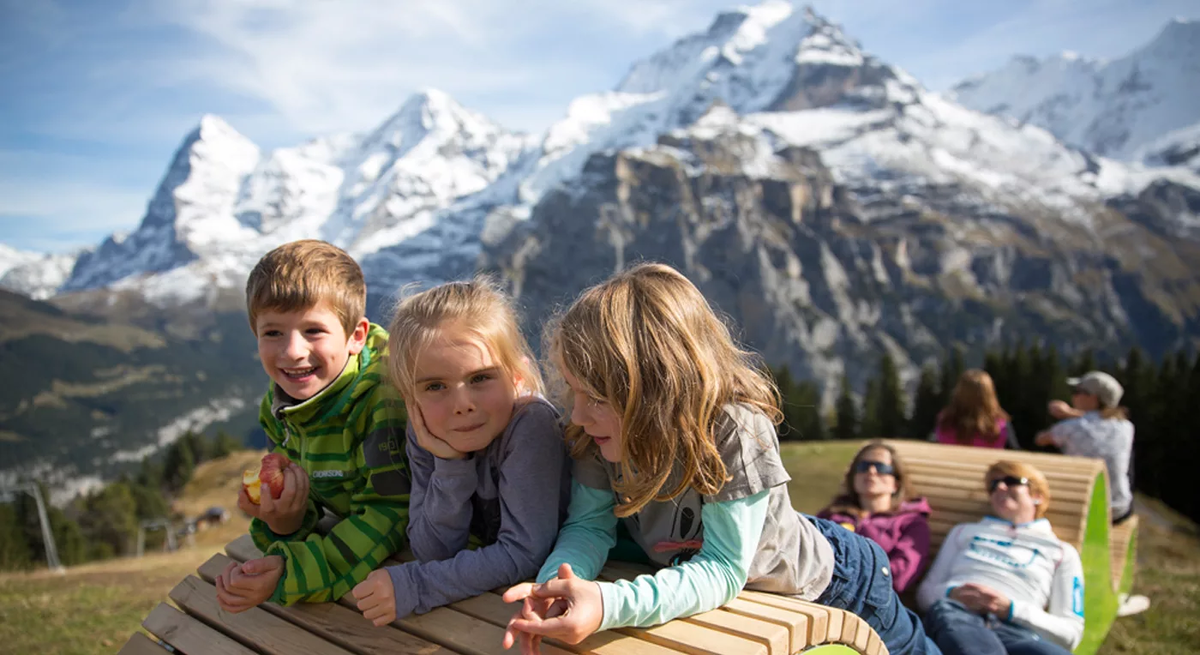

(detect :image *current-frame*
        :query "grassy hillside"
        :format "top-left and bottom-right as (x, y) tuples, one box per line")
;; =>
(0, 442), (1196, 654)
(0, 290), (264, 480)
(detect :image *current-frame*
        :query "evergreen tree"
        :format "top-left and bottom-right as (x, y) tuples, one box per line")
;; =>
(878, 352), (907, 438)
(0, 502), (31, 571)
(164, 438), (196, 492)
(861, 378), (881, 439)
(212, 430), (243, 458)
(834, 374), (859, 440)
(910, 364), (942, 441)
(939, 346), (965, 407)
(78, 482), (138, 557)
(791, 380), (827, 441)
(137, 458), (164, 491)
(52, 511), (88, 566)
(1072, 347), (1096, 376)
(128, 481), (170, 521)
(774, 366), (800, 441)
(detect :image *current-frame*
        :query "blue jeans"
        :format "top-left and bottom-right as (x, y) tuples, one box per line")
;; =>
(924, 599), (1072, 655)
(809, 515), (941, 655)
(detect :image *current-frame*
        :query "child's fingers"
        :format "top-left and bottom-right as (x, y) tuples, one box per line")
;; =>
(520, 629), (543, 655)
(236, 487), (259, 517)
(351, 579), (373, 600)
(502, 582), (537, 603)
(355, 593), (379, 613)
(362, 603), (395, 626)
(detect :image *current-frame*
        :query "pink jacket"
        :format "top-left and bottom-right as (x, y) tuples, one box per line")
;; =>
(935, 417), (1015, 449)
(818, 497), (932, 593)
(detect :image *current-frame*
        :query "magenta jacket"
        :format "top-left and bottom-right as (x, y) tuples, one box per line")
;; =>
(818, 497), (932, 593)
(934, 416), (1017, 449)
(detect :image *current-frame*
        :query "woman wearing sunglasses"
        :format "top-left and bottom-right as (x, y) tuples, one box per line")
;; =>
(917, 461), (1084, 655)
(818, 441), (931, 594)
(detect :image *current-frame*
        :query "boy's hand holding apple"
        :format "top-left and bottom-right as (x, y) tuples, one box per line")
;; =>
(238, 453), (310, 535)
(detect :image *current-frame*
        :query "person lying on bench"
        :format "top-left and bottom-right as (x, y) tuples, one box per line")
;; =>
(817, 440), (931, 594)
(917, 461), (1083, 655)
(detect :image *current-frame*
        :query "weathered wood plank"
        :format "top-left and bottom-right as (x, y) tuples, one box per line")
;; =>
(449, 591), (681, 655)
(617, 621), (767, 655)
(168, 575), (353, 655)
(143, 602), (258, 655)
(196, 554), (455, 655)
(118, 632), (170, 655)
(221, 538), (571, 655)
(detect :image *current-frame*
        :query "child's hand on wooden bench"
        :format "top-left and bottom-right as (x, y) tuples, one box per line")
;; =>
(215, 556), (284, 613)
(502, 563), (602, 653)
(352, 570), (397, 626)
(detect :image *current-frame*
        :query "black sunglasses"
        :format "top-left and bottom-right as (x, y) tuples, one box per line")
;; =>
(854, 460), (896, 476)
(988, 475), (1029, 493)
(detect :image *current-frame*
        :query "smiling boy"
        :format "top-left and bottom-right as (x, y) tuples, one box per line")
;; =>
(215, 240), (410, 612)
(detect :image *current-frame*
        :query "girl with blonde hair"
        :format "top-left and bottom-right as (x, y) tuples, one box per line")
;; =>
(501, 263), (937, 655)
(935, 369), (1017, 449)
(351, 277), (570, 626)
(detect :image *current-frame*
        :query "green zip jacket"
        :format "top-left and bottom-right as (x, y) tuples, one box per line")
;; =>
(250, 323), (411, 606)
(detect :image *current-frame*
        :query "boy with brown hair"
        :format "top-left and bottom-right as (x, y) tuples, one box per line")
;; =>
(216, 239), (410, 612)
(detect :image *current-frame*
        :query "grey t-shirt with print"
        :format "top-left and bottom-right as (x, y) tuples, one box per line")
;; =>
(1048, 412), (1134, 517)
(574, 403), (835, 600)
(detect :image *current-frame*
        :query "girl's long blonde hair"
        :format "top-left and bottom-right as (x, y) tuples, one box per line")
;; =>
(548, 263), (782, 517)
(938, 369), (1009, 444)
(386, 277), (544, 402)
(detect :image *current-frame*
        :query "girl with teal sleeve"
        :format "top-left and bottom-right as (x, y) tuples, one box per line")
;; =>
(500, 263), (940, 655)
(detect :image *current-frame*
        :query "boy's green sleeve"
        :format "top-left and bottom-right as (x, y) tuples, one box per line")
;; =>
(265, 395), (410, 605)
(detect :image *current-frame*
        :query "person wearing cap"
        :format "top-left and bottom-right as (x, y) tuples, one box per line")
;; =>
(918, 461), (1084, 655)
(1034, 371), (1134, 524)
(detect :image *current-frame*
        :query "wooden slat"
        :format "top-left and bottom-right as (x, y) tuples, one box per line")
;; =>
(823, 605), (844, 645)
(226, 534), (262, 561)
(597, 562), (798, 653)
(169, 576), (353, 655)
(738, 591), (830, 645)
(687, 609), (789, 655)
(220, 538), (552, 655)
(118, 633), (170, 655)
(718, 598), (804, 654)
(143, 602), (258, 655)
(907, 474), (1093, 499)
(448, 589), (681, 655)
(866, 628), (884, 655)
(617, 621), (767, 655)
(195, 555), (455, 655)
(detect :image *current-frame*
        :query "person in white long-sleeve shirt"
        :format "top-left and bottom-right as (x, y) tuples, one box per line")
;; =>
(918, 460), (1084, 655)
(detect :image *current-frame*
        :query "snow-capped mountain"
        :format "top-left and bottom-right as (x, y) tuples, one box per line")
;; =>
(57, 90), (532, 306)
(950, 18), (1200, 163)
(0, 243), (78, 299)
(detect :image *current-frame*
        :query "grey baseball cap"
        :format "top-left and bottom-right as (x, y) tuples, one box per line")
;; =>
(1066, 371), (1124, 408)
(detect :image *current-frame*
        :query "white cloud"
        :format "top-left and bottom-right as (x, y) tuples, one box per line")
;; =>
(136, 0), (743, 136)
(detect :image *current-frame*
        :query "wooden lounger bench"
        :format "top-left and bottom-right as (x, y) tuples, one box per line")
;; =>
(884, 440), (1138, 655)
(121, 532), (888, 655)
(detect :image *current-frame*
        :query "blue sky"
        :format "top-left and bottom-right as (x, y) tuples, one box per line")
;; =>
(2, 0), (1195, 254)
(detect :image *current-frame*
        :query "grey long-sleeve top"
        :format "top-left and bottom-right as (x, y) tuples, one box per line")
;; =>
(384, 397), (570, 618)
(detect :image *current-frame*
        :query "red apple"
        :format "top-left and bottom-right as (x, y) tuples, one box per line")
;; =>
(259, 452), (291, 500)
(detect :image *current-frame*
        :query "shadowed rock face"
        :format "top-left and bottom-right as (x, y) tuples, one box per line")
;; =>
(483, 127), (1200, 395)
